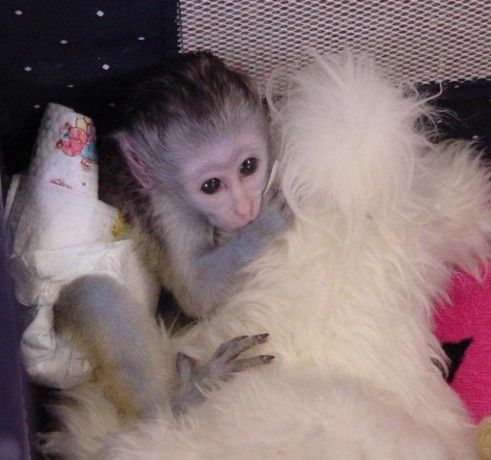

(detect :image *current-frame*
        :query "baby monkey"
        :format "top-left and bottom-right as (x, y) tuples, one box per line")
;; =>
(54, 52), (290, 419)
(98, 51), (287, 316)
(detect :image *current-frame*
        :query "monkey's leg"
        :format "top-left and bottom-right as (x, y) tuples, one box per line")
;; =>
(170, 334), (274, 415)
(53, 274), (174, 420)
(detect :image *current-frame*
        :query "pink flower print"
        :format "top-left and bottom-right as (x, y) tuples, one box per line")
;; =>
(56, 122), (88, 157)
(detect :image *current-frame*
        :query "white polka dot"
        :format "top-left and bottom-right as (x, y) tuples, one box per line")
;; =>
(454, 84), (460, 88)
(472, 135), (479, 139)
(67, 84), (74, 88)
(109, 102), (116, 107)
(14, 10), (23, 16)
(96, 10), (104, 17)
(102, 64), (110, 70)
(137, 36), (145, 41)
(24, 66), (32, 72)
(33, 104), (41, 109)
(60, 39), (68, 45)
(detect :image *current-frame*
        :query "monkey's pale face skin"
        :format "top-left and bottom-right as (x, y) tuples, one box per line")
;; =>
(182, 131), (269, 232)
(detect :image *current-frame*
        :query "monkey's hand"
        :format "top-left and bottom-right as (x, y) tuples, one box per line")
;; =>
(170, 333), (274, 416)
(246, 187), (292, 246)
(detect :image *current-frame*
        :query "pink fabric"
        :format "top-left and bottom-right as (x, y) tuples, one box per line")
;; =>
(434, 262), (491, 423)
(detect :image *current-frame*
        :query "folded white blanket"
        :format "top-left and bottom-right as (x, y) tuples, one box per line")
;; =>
(5, 104), (160, 389)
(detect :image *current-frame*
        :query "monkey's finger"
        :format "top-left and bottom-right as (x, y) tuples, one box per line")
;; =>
(214, 333), (270, 363)
(228, 355), (275, 373)
(213, 335), (249, 358)
(176, 352), (198, 385)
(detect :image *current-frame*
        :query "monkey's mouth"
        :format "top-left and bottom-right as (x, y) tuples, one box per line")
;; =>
(220, 215), (256, 232)
(222, 221), (251, 232)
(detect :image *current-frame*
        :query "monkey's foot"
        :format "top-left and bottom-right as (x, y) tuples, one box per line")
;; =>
(170, 334), (274, 416)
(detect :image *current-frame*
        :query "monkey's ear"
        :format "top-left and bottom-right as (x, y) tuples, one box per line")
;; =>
(113, 131), (155, 189)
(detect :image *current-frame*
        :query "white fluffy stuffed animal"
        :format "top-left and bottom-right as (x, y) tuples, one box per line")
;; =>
(42, 54), (491, 459)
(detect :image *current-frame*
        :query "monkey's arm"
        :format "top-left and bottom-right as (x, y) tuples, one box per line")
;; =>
(172, 192), (291, 317)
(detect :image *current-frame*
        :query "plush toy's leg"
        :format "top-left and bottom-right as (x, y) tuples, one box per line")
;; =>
(425, 142), (491, 271)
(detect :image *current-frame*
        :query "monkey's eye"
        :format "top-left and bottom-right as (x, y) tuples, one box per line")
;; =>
(201, 178), (221, 195)
(240, 158), (258, 176)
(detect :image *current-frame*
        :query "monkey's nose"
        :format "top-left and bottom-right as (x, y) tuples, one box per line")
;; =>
(236, 200), (254, 221)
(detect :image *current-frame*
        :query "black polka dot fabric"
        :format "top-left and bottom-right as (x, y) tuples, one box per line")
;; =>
(0, 0), (178, 174)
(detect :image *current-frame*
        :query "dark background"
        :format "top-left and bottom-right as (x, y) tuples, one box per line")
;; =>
(0, 0), (179, 175)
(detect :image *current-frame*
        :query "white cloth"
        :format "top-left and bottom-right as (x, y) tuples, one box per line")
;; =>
(5, 104), (160, 389)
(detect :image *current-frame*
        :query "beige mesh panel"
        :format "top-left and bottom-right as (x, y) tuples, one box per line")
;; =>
(178, 0), (490, 92)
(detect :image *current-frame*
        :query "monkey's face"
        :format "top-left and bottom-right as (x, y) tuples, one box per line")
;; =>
(182, 131), (269, 232)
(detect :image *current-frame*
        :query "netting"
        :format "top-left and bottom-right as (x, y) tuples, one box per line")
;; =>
(178, 0), (490, 92)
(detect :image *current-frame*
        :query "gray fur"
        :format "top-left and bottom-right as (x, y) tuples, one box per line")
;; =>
(53, 274), (174, 419)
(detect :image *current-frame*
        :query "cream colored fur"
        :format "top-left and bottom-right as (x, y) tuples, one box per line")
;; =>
(41, 54), (491, 459)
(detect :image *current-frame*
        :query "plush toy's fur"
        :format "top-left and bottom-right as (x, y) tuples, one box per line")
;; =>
(41, 54), (491, 459)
